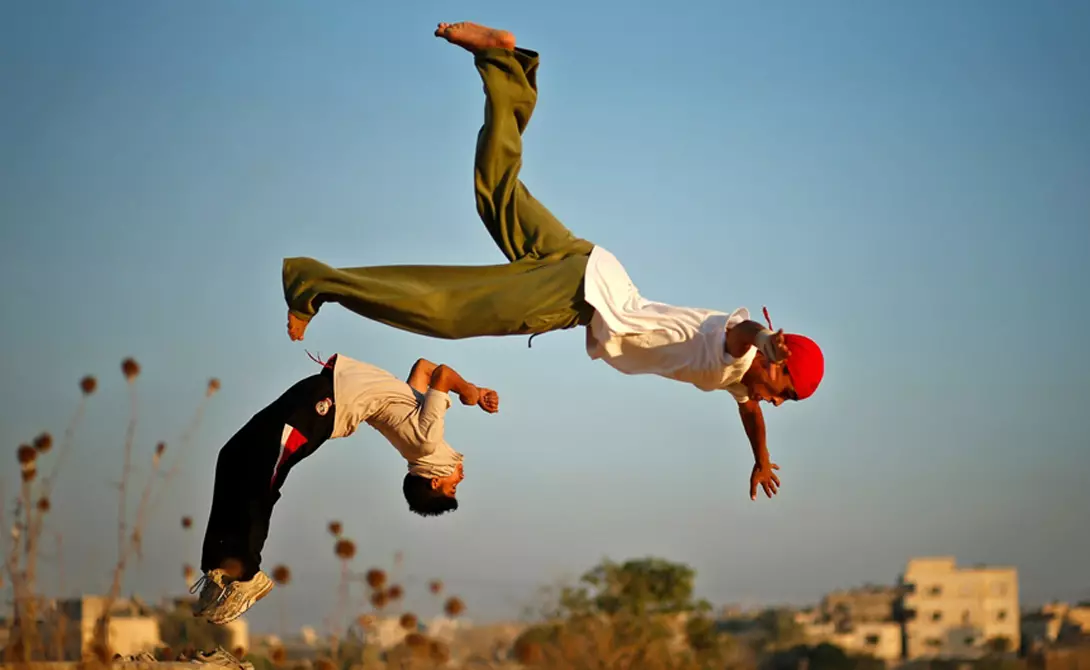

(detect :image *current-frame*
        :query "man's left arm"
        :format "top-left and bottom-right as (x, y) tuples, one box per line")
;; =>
(737, 399), (781, 500)
(725, 320), (790, 362)
(407, 358), (439, 394)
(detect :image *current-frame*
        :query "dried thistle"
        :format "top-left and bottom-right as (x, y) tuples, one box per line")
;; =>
(334, 538), (356, 560)
(327, 520), (342, 537)
(386, 584), (404, 601)
(36, 496), (51, 513)
(444, 596), (465, 617)
(370, 591), (388, 610)
(399, 612), (418, 631)
(156, 441), (167, 456)
(207, 378), (222, 396)
(183, 564), (196, 583)
(21, 466), (37, 483)
(181, 516), (192, 529)
(80, 375), (98, 395)
(270, 646), (287, 665)
(33, 432), (53, 453)
(428, 579), (443, 595)
(272, 564), (292, 586)
(121, 357), (141, 381)
(365, 568), (387, 590)
(17, 444), (36, 464)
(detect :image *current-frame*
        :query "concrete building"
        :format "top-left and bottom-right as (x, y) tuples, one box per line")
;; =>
(48, 596), (161, 660)
(898, 556), (1020, 660)
(821, 586), (901, 626)
(1023, 602), (1090, 650)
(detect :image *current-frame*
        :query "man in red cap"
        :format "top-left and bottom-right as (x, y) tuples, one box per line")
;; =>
(281, 21), (824, 500)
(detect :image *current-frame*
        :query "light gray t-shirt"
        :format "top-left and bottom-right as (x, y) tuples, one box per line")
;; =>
(329, 354), (463, 477)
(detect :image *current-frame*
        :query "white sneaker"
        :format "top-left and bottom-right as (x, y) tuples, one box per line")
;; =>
(194, 646), (254, 670)
(189, 568), (232, 616)
(205, 570), (274, 624)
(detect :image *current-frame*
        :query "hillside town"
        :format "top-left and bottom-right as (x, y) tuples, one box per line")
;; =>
(3, 556), (1088, 668)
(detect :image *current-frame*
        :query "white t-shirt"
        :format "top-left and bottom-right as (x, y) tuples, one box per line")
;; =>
(581, 246), (757, 403)
(330, 355), (464, 477)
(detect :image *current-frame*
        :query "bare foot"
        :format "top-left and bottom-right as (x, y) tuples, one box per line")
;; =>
(434, 22), (516, 53)
(287, 312), (309, 341)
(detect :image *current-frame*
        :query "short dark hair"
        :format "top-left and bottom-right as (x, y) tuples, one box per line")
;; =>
(402, 474), (459, 517)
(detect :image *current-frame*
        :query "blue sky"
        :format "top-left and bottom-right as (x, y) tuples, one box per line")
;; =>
(2, 0), (1088, 632)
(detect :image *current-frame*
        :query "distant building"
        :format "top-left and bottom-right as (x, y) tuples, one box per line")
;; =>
(47, 596), (161, 660)
(1023, 602), (1090, 650)
(821, 586), (901, 627)
(796, 590), (903, 663)
(898, 556), (1020, 660)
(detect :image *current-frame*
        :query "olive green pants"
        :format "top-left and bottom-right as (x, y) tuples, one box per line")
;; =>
(282, 47), (595, 340)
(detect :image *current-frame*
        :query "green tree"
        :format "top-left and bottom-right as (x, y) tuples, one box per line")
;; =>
(515, 556), (743, 669)
(561, 557), (707, 617)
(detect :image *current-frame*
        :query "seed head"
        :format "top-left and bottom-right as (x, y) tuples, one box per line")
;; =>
(272, 565), (292, 586)
(444, 596), (466, 617)
(156, 442), (167, 456)
(399, 612), (418, 631)
(365, 568), (387, 590)
(327, 520), (342, 537)
(80, 375), (98, 396)
(370, 591), (388, 610)
(181, 516), (192, 530)
(334, 538), (356, 560)
(17, 444), (36, 465)
(36, 497), (51, 513)
(207, 378), (221, 396)
(428, 579), (443, 595)
(183, 564), (195, 583)
(121, 357), (141, 382)
(386, 584), (404, 601)
(33, 432), (53, 453)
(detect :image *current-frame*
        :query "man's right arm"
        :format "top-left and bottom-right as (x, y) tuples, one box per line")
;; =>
(428, 364), (481, 406)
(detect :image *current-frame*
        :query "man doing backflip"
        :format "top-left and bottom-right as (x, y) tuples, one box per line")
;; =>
(190, 352), (497, 624)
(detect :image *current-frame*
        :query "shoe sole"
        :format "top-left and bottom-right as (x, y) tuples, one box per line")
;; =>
(208, 577), (274, 625)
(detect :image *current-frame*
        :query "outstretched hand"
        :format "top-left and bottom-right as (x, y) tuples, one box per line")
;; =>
(477, 387), (500, 413)
(749, 462), (781, 500)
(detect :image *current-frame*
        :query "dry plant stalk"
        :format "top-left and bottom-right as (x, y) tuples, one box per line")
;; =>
(2, 361), (219, 664)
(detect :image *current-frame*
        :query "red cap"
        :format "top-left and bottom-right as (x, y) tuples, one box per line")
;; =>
(783, 334), (824, 400)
